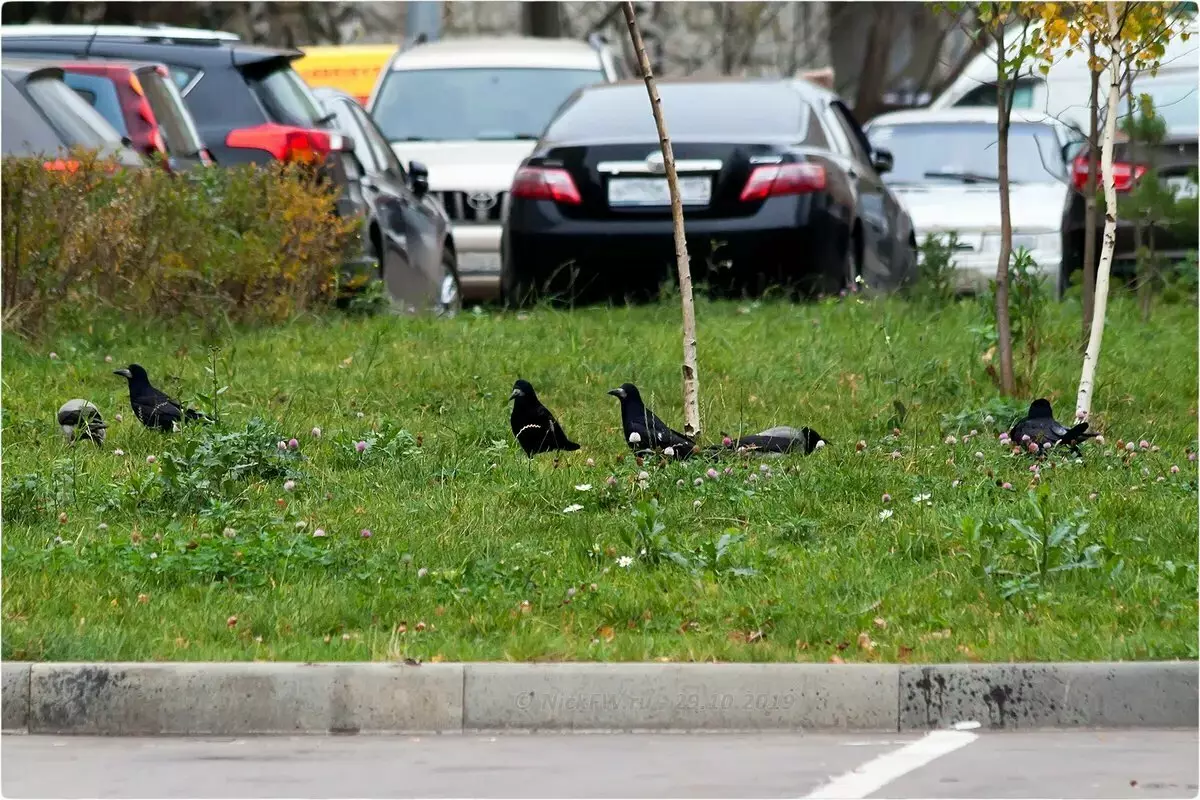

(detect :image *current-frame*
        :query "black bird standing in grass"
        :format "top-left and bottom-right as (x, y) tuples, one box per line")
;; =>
(57, 399), (106, 446)
(509, 379), (580, 457)
(1009, 398), (1098, 455)
(607, 383), (696, 459)
(113, 364), (213, 432)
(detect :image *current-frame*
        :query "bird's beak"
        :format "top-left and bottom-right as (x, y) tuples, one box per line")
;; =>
(508, 388), (521, 402)
(113, 369), (132, 379)
(607, 388), (625, 398)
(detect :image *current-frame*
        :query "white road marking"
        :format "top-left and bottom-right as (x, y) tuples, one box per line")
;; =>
(803, 730), (979, 799)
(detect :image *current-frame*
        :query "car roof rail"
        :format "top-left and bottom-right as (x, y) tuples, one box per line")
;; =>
(0, 23), (240, 44)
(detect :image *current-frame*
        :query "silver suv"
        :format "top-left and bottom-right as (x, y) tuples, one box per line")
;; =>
(368, 35), (624, 301)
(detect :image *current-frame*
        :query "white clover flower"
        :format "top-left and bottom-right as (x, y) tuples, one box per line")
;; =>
(628, 431), (642, 445)
(563, 504), (584, 514)
(879, 509), (894, 521)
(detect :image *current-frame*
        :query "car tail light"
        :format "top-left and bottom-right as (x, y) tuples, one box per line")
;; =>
(511, 166), (582, 205)
(740, 163), (826, 201)
(1071, 153), (1145, 193)
(225, 123), (348, 164)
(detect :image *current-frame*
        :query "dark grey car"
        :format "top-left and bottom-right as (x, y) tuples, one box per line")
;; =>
(314, 86), (461, 314)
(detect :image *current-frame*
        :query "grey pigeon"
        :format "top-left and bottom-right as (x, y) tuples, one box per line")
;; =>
(706, 425), (828, 457)
(57, 399), (106, 446)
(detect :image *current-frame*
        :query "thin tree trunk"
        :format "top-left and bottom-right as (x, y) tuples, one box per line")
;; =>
(993, 26), (1016, 396)
(1081, 32), (1100, 341)
(620, 0), (701, 437)
(1076, 2), (1124, 422)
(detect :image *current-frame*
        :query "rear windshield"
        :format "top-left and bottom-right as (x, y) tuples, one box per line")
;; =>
(544, 83), (811, 143)
(140, 69), (206, 156)
(24, 75), (121, 149)
(244, 63), (324, 127)
(373, 67), (605, 142)
(867, 121), (1066, 184)
(61, 72), (129, 136)
(2, 76), (65, 155)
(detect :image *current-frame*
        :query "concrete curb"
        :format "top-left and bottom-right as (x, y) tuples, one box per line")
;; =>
(1, 661), (1195, 735)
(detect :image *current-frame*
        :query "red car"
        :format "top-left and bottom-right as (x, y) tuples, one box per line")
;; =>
(54, 59), (213, 171)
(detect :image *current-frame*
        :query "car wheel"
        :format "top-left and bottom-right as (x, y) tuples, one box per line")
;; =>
(437, 248), (462, 316)
(500, 246), (535, 308)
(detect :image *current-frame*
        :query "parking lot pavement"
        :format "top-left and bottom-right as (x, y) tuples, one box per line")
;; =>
(2, 730), (1196, 799)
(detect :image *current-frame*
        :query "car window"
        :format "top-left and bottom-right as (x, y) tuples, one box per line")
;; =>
(829, 102), (872, 165)
(349, 101), (404, 179)
(61, 72), (129, 136)
(24, 75), (120, 149)
(325, 96), (378, 172)
(543, 82), (812, 142)
(866, 121), (1067, 184)
(244, 63), (324, 127)
(373, 67), (605, 141)
(958, 79), (1040, 110)
(169, 66), (202, 95)
(2, 76), (66, 155)
(139, 69), (206, 156)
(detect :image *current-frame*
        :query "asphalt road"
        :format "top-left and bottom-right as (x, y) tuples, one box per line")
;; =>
(2, 730), (1196, 799)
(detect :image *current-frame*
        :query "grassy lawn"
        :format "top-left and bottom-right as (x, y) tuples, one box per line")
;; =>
(2, 295), (1196, 663)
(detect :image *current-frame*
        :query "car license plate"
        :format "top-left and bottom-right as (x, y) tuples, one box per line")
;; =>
(1167, 175), (1198, 200)
(607, 176), (712, 207)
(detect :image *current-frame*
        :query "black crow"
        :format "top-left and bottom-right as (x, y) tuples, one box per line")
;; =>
(1009, 398), (1097, 455)
(57, 399), (106, 446)
(113, 364), (213, 432)
(705, 425), (828, 457)
(509, 379), (580, 457)
(606, 383), (696, 459)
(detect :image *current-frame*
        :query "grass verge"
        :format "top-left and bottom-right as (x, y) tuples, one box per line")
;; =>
(2, 295), (1196, 663)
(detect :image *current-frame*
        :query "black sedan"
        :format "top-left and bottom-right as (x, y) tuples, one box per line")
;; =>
(314, 86), (461, 314)
(500, 78), (917, 305)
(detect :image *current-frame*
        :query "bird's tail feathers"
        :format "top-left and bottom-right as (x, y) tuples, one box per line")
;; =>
(1062, 423), (1097, 444)
(564, 441), (581, 451)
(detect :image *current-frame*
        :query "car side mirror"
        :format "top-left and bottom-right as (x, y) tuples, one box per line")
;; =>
(871, 147), (894, 175)
(409, 159), (429, 196)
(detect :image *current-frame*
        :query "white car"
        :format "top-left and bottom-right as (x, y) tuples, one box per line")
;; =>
(864, 107), (1083, 292)
(367, 36), (625, 301)
(930, 18), (1198, 132)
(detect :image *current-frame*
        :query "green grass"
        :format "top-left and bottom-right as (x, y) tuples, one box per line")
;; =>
(2, 295), (1196, 664)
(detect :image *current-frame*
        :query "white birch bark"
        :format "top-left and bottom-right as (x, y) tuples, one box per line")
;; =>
(1076, 1), (1124, 422)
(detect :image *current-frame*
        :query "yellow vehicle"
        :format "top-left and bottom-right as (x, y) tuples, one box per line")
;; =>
(293, 44), (397, 106)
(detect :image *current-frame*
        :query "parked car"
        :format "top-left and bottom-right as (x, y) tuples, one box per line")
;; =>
(931, 18), (1199, 133)
(295, 43), (397, 106)
(314, 86), (460, 314)
(0, 24), (349, 168)
(500, 77), (917, 305)
(368, 35), (626, 302)
(1, 60), (144, 168)
(1060, 71), (1199, 292)
(865, 107), (1082, 293)
(20, 56), (214, 171)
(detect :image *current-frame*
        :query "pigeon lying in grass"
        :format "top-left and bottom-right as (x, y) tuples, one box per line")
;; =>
(113, 363), (213, 432)
(607, 383), (696, 459)
(705, 425), (828, 457)
(509, 379), (580, 457)
(1009, 398), (1097, 455)
(57, 399), (106, 446)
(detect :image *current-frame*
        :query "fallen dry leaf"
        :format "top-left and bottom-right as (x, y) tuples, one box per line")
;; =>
(829, 654), (845, 664)
(598, 625), (615, 643)
(898, 645), (914, 662)
(857, 632), (876, 652)
(873, 616), (887, 629)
